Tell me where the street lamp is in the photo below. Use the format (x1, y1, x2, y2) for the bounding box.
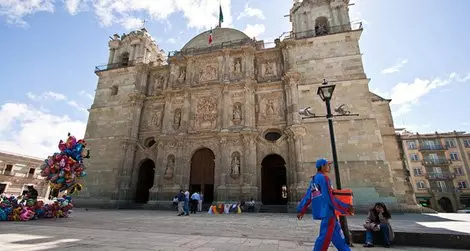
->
(299, 79, 358, 246)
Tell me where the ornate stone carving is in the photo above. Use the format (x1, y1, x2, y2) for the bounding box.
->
(264, 61, 276, 76)
(149, 110, 162, 128)
(199, 64, 218, 82)
(230, 152, 241, 178)
(173, 108, 182, 130)
(195, 97, 217, 129)
(177, 67, 186, 84)
(232, 102, 242, 125)
(265, 99, 276, 115)
(164, 155, 175, 179)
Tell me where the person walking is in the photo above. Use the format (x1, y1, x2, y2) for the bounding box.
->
(190, 192, 200, 214)
(176, 190, 185, 216)
(297, 158, 353, 251)
(198, 193, 204, 212)
(183, 190, 190, 216)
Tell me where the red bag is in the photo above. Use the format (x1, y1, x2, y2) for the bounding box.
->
(332, 189, 354, 216)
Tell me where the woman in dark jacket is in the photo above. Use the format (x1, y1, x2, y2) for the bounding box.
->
(363, 202, 394, 247)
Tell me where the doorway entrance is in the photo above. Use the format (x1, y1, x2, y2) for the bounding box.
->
(190, 148, 215, 203)
(261, 154, 287, 205)
(135, 159, 155, 204)
(438, 197, 454, 212)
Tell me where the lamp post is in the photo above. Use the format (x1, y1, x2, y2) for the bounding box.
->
(299, 79, 359, 246)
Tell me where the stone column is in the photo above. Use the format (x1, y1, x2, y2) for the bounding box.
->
(221, 85, 230, 130)
(244, 80, 256, 129)
(241, 134, 258, 199)
(108, 48, 116, 64)
(283, 72, 301, 126)
(286, 125, 307, 203)
(130, 45, 136, 61)
(216, 137, 228, 201)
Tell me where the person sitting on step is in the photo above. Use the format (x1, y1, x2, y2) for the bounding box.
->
(363, 202, 394, 248)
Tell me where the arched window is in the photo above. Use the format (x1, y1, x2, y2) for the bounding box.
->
(111, 85, 119, 96)
(315, 16, 329, 36)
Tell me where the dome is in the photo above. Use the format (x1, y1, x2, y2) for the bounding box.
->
(182, 28, 251, 51)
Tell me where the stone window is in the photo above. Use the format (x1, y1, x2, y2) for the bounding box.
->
(416, 180, 426, 189)
(463, 139, 470, 148)
(3, 164, 12, 175)
(458, 181, 468, 189)
(264, 130, 282, 142)
(450, 152, 459, 161)
(315, 16, 329, 36)
(111, 85, 119, 96)
(413, 168, 422, 176)
(407, 141, 417, 150)
(144, 137, 156, 148)
(454, 167, 464, 176)
(410, 153, 419, 161)
(445, 139, 456, 148)
(120, 52, 130, 66)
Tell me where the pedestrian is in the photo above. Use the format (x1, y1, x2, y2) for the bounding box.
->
(183, 190, 190, 216)
(190, 192, 200, 214)
(177, 190, 185, 216)
(198, 193, 204, 212)
(297, 158, 353, 251)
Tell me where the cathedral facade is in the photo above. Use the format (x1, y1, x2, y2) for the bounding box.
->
(78, 0, 420, 211)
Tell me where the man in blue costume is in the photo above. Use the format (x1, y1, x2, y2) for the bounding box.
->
(297, 158, 353, 251)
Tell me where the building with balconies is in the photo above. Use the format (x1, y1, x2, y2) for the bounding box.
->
(397, 130, 470, 212)
(0, 151, 49, 198)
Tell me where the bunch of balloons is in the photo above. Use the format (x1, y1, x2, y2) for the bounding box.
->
(0, 195, 74, 221)
(40, 133, 90, 194)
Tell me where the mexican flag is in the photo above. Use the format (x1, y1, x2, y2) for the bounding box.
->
(218, 4, 224, 27)
(208, 28, 213, 44)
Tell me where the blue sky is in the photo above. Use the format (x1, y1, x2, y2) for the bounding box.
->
(0, 0, 469, 158)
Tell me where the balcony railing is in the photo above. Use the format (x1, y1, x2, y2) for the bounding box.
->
(422, 158, 452, 166)
(95, 60, 136, 73)
(418, 145, 447, 151)
(286, 22, 362, 40)
(168, 38, 256, 58)
(425, 172, 456, 180)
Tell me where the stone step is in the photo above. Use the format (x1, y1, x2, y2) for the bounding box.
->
(259, 205, 288, 213)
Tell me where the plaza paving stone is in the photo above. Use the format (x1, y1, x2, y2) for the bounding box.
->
(0, 209, 469, 250)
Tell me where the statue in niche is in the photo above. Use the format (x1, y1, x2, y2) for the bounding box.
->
(159, 76, 166, 89)
(164, 155, 175, 179)
(232, 103, 242, 125)
(265, 62, 274, 76)
(233, 58, 241, 73)
(177, 67, 186, 84)
(265, 100, 275, 115)
(173, 108, 182, 130)
(231, 154, 240, 177)
(149, 111, 161, 128)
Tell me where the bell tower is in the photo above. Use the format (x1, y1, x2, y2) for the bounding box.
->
(290, 0, 352, 36)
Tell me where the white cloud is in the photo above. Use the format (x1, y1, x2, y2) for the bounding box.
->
(121, 16, 144, 30)
(79, 90, 94, 100)
(381, 59, 408, 74)
(167, 38, 177, 44)
(389, 72, 470, 117)
(243, 24, 265, 38)
(237, 4, 265, 20)
(1, 0, 233, 30)
(0, 103, 86, 158)
(27, 91, 88, 114)
(0, 0, 55, 27)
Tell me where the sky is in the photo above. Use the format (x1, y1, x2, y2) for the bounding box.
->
(0, 0, 469, 158)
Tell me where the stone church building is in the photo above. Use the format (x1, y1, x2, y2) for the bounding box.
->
(78, 0, 420, 211)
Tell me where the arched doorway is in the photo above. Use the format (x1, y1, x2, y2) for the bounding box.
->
(190, 148, 215, 203)
(438, 197, 453, 212)
(261, 154, 287, 205)
(135, 159, 155, 204)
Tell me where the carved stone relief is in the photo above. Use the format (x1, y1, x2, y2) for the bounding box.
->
(173, 108, 182, 130)
(232, 102, 242, 125)
(148, 110, 162, 128)
(265, 99, 276, 116)
(264, 61, 276, 76)
(199, 64, 218, 82)
(164, 155, 175, 179)
(195, 97, 217, 130)
(177, 67, 186, 85)
(230, 152, 241, 179)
